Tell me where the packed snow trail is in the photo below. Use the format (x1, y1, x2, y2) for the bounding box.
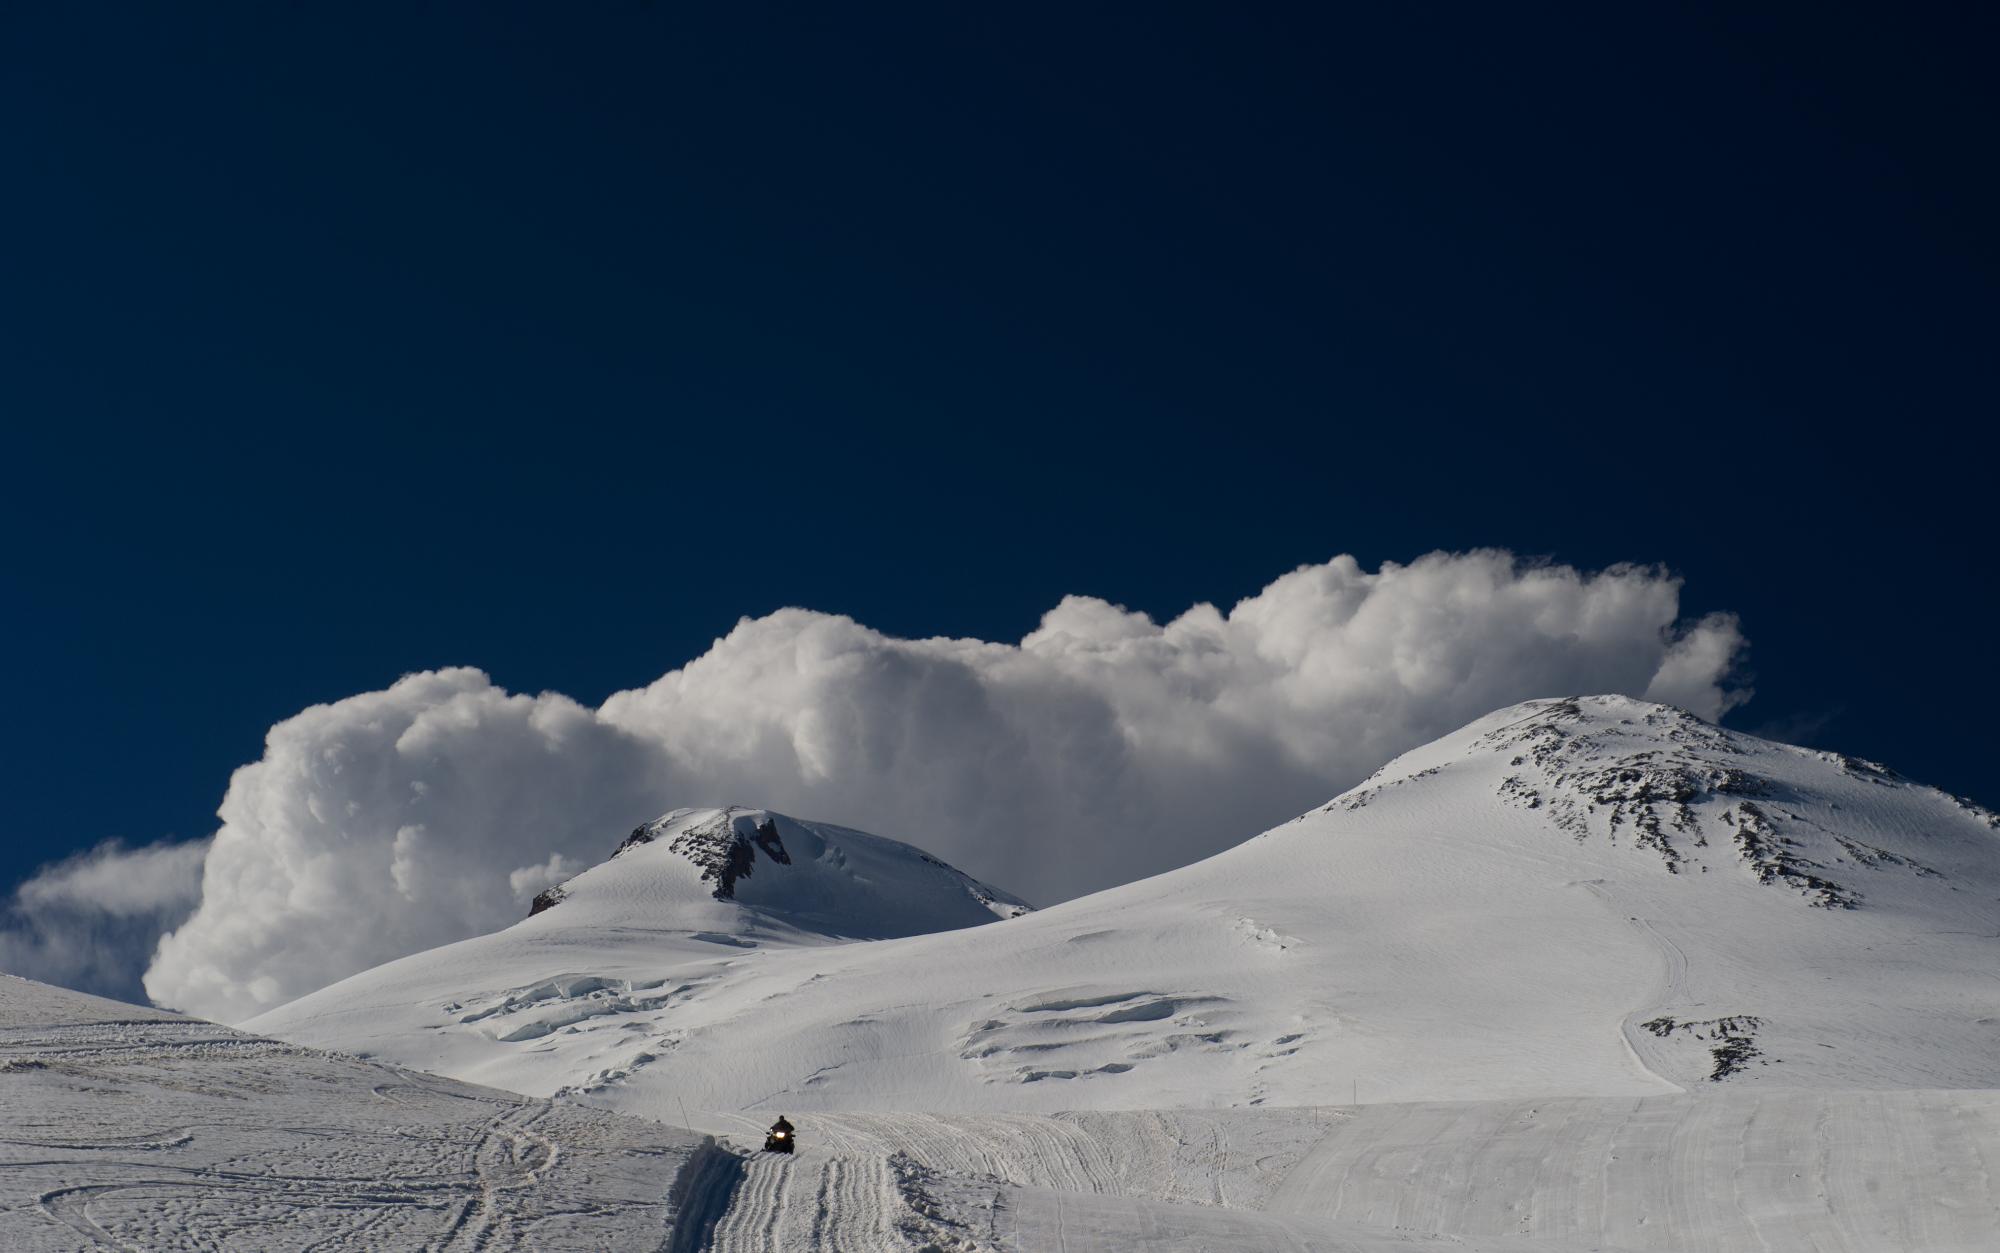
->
(704, 1147, 973, 1252)
(0, 974, 697, 1251)
(727, 1108, 1332, 1210)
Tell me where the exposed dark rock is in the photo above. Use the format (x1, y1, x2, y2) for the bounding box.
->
(615, 823, 661, 856)
(1725, 802, 1858, 908)
(1838, 754, 1902, 785)
(527, 885, 566, 917)
(601, 806, 1029, 918)
(1477, 699, 1916, 909)
(618, 809, 797, 901)
(1487, 701, 1766, 876)
(1639, 1013, 1767, 1080)
(1834, 835, 1940, 878)
(1950, 793, 2000, 830)
(749, 818, 791, 868)
(1704, 1022, 1766, 1080)
(1334, 766, 1442, 813)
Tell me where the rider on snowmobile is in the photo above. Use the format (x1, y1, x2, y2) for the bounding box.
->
(765, 1115, 796, 1153)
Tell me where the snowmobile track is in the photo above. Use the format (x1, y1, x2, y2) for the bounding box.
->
(706, 1151, 909, 1252)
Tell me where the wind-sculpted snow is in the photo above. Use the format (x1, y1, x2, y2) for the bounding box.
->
(0, 974, 697, 1251)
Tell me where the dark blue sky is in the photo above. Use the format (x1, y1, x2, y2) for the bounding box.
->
(4, 3, 1995, 895)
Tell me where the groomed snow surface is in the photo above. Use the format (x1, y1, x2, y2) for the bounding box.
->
(10, 697, 2000, 1248)
(671, 1096, 2000, 1251)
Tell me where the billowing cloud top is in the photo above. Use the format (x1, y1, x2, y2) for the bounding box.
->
(132, 551, 1744, 1023)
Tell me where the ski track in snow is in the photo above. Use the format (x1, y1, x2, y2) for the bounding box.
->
(707, 1151, 911, 1253)
(0, 975, 696, 1252)
(726, 1108, 1327, 1210)
(1575, 880, 1694, 1094)
(695, 1127, 1607, 1252)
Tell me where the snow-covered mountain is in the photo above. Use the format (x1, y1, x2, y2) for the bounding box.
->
(524, 806, 1029, 940)
(253, 696, 2000, 1121)
(247, 806, 1029, 1096)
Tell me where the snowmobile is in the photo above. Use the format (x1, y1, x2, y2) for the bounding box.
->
(763, 1117, 796, 1154)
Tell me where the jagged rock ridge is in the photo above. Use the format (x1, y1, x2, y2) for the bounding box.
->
(616, 807, 794, 902)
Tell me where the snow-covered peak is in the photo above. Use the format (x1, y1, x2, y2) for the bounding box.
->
(1347, 694, 1735, 788)
(527, 806, 1029, 942)
(1323, 694, 1996, 910)
(247, 805, 1029, 1095)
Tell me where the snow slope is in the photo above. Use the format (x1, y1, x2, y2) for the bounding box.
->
(747, 1096, 2000, 1252)
(247, 806, 1029, 1098)
(0, 972, 701, 1251)
(699, 1138, 1602, 1253)
(256, 697, 2000, 1117)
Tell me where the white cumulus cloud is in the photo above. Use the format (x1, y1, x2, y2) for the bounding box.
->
(508, 854, 584, 902)
(128, 551, 1744, 1023)
(143, 671, 669, 1020)
(0, 838, 209, 1004)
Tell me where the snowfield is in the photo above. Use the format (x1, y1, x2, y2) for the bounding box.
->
(0, 973, 702, 1250)
(739, 1096, 2000, 1252)
(697, 1137, 1593, 1252)
(17, 696, 2000, 1249)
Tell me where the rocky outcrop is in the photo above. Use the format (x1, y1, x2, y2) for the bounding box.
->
(618, 807, 793, 901)
(1474, 697, 1948, 908)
